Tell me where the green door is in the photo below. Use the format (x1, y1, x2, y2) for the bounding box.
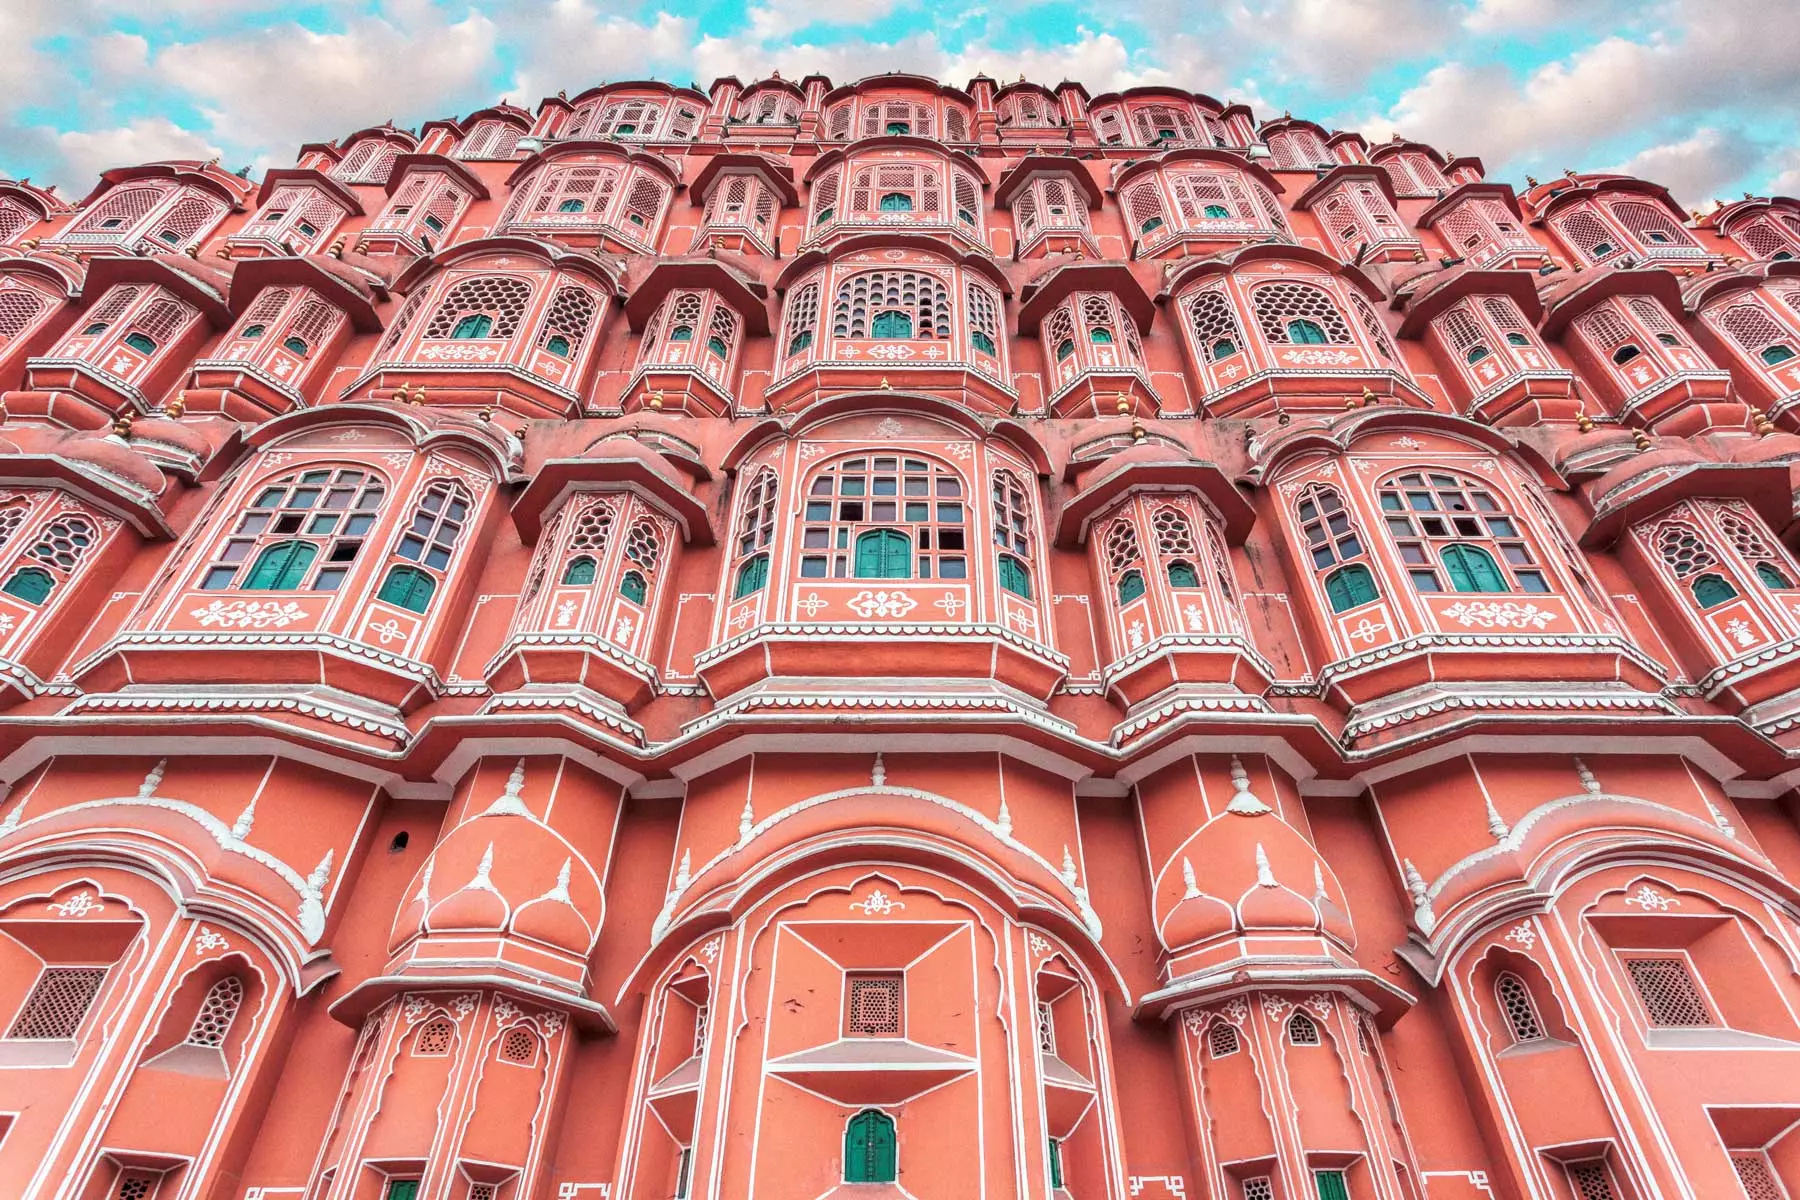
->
(844, 1110, 896, 1182)
(854, 530, 911, 579)
(1315, 1170, 1349, 1200)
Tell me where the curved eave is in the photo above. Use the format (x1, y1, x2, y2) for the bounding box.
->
(0, 182, 69, 220)
(1090, 87, 1223, 113)
(823, 75, 975, 107)
(721, 392, 1054, 477)
(1291, 164, 1400, 211)
(84, 162, 254, 211)
(249, 402, 518, 479)
(512, 454, 715, 545)
(1368, 140, 1448, 170)
(1581, 461, 1795, 549)
(1257, 116, 1331, 140)
(689, 153, 799, 208)
(255, 168, 365, 217)
(1708, 196, 1800, 231)
(389, 235, 624, 296)
(0, 254, 84, 298)
(1161, 243, 1385, 302)
(735, 79, 806, 102)
(801, 136, 989, 185)
(1247, 408, 1564, 489)
(329, 973, 615, 1034)
(503, 140, 684, 190)
(1540, 266, 1687, 337)
(0, 454, 172, 536)
(1395, 266, 1545, 337)
(1136, 966, 1415, 1027)
(81, 255, 234, 327)
(226, 256, 385, 332)
(460, 105, 534, 131)
(1017, 263, 1155, 335)
(774, 233, 1012, 294)
(564, 81, 711, 110)
(1111, 148, 1286, 198)
(383, 154, 491, 201)
(338, 126, 419, 152)
(1056, 457, 1255, 547)
(624, 259, 770, 334)
(1533, 177, 1686, 225)
(1415, 181, 1523, 229)
(992, 155, 1103, 210)
(1680, 259, 1800, 311)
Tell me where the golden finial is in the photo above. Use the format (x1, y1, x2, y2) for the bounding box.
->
(648, 390, 664, 410)
(112, 410, 134, 438)
(20, 237, 38, 250)
(1413, 249, 1427, 262)
(1631, 428, 1652, 451)
(1753, 408, 1776, 436)
(879, 376, 891, 390)
(328, 238, 345, 259)
(478, 405, 494, 423)
(183, 244, 199, 258)
(166, 391, 186, 418)
(1361, 386, 1377, 408)
(1114, 393, 1130, 416)
(1575, 409, 1594, 434)
(1525, 175, 1539, 188)
(1344, 394, 1360, 410)
(1129, 418, 1145, 443)
(214, 245, 231, 260)
(1745, 191, 1755, 201)
(409, 386, 426, 407)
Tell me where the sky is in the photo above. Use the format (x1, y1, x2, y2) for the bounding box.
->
(2, 0, 1796, 209)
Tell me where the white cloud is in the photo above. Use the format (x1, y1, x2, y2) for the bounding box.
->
(502, 4, 699, 101)
(1606, 127, 1763, 207)
(42, 116, 222, 187)
(745, 0, 905, 42)
(1228, 0, 1460, 92)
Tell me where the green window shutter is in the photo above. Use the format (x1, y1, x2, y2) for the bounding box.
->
(244, 541, 317, 590)
(971, 329, 996, 354)
(1167, 561, 1200, 588)
(562, 555, 597, 586)
(1288, 319, 1328, 344)
(451, 313, 493, 339)
(845, 1110, 897, 1183)
(871, 311, 913, 339)
(620, 570, 648, 603)
(124, 332, 158, 354)
(854, 530, 911, 580)
(1757, 562, 1792, 588)
(1324, 564, 1378, 613)
(1089, 327, 1114, 344)
(1763, 344, 1796, 365)
(734, 554, 769, 599)
(546, 334, 572, 358)
(377, 565, 436, 612)
(1047, 1138, 1064, 1190)
(386, 1182, 420, 1200)
(1, 567, 53, 604)
(1314, 1170, 1349, 1200)
(1118, 569, 1146, 604)
(998, 555, 1032, 599)
(1692, 573, 1739, 608)
(1441, 544, 1508, 593)
(1202, 204, 1229, 218)
(788, 330, 814, 354)
(879, 192, 913, 212)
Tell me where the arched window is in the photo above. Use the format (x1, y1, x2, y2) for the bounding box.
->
(1208, 1020, 1239, 1057)
(244, 542, 317, 589)
(538, 285, 601, 362)
(563, 555, 597, 585)
(620, 570, 647, 602)
(423, 277, 534, 342)
(1122, 182, 1168, 239)
(414, 1017, 455, 1056)
(991, 468, 1033, 595)
(1, 567, 53, 604)
(732, 468, 779, 598)
(799, 455, 965, 581)
(1652, 521, 1739, 610)
(185, 977, 245, 1048)
(998, 555, 1032, 598)
(966, 281, 1001, 357)
(1494, 972, 1545, 1044)
(377, 564, 436, 612)
(0, 287, 49, 346)
(844, 1109, 897, 1183)
(1297, 485, 1379, 613)
(1609, 200, 1695, 249)
(832, 271, 950, 340)
(333, 139, 401, 184)
(1287, 1011, 1321, 1045)
(1105, 519, 1145, 605)
(203, 470, 385, 594)
(396, 481, 470, 572)
(1185, 288, 1245, 363)
(783, 281, 820, 359)
(1692, 573, 1738, 608)
(1379, 472, 1549, 594)
(1252, 283, 1354, 346)
(623, 518, 661, 585)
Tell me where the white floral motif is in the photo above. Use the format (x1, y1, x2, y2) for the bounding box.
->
(1346, 616, 1386, 644)
(798, 443, 827, 460)
(794, 593, 829, 618)
(942, 442, 974, 460)
(1305, 993, 1334, 1018)
(403, 995, 431, 1021)
(452, 993, 479, 1017)
(190, 600, 309, 629)
(1128, 619, 1146, 648)
(1260, 994, 1292, 1020)
(1624, 885, 1680, 911)
(727, 605, 758, 631)
(494, 998, 521, 1024)
(1504, 922, 1537, 950)
(934, 592, 967, 618)
(1221, 997, 1249, 1025)
(1391, 436, 1422, 449)
(1726, 617, 1757, 647)
(873, 418, 905, 437)
(0, 614, 16, 637)
(613, 615, 636, 644)
(50, 891, 104, 917)
(1183, 604, 1205, 631)
(1005, 608, 1038, 636)
(194, 927, 229, 954)
(1027, 932, 1050, 955)
(847, 590, 917, 618)
(1440, 601, 1559, 630)
(1181, 1009, 1206, 1035)
(539, 1011, 567, 1036)
(331, 430, 369, 442)
(701, 937, 721, 961)
(554, 600, 578, 628)
(1279, 348, 1359, 366)
(366, 618, 406, 645)
(849, 888, 906, 915)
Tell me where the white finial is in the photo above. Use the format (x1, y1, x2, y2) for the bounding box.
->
(298, 849, 334, 943)
(547, 858, 573, 903)
(1182, 856, 1200, 899)
(1574, 758, 1601, 795)
(470, 844, 496, 891)
(138, 758, 167, 800)
(996, 794, 1013, 838)
(231, 795, 257, 841)
(675, 848, 691, 891)
(1703, 795, 1737, 838)
(306, 849, 334, 892)
(738, 795, 755, 845)
(871, 753, 886, 787)
(1402, 858, 1435, 934)
(487, 759, 530, 816)
(1227, 755, 1273, 816)
(413, 857, 434, 906)
(1312, 861, 1328, 903)
(1484, 793, 1509, 840)
(0, 795, 23, 834)
(1061, 846, 1078, 886)
(1254, 843, 1277, 887)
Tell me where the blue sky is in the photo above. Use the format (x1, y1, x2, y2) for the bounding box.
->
(2, 0, 1795, 208)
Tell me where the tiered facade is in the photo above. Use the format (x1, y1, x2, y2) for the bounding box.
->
(1, 72, 1800, 1200)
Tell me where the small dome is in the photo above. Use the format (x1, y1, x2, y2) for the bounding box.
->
(1165, 801, 1355, 949)
(59, 432, 168, 495)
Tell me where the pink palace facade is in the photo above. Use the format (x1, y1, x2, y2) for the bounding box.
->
(1, 70, 1800, 1200)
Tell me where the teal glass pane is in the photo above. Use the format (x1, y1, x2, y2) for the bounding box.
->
(845, 1110, 897, 1183)
(855, 529, 911, 579)
(734, 554, 769, 599)
(1056, 340, 1075, 361)
(0, 568, 53, 604)
(1763, 344, 1796, 365)
(621, 570, 648, 603)
(971, 330, 995, 354)
(1441, 544, 1508, 593)
(871, 311, 913, 339)
(283, 335, 309, 355)
(124, 332, 157, 354)
(558, 198, 586, 212)
(1167, 561, 1200, 588)
(451, 313, 493, 339)
(1140, 216, 1165, 234)
(879, 192, 913, 212)
(670, 325, 694, 341)
(562, 556, 597, 586)
(1048, 1139, 1064, 1190)
(1693, 573, 1738, 608)
(1288, 319, 1327, 345)
(1202, 204, 1229, 218)
(1757, 562, 1792, 588)
(377, 565, 435, 612)
(386, 1181, 420, 1200)
(1211, 338, 1237, 360)
(1315, 1170, 1349, 1200)
(788, 330, 814, 354)
(546, 335, 572, 358)
(1324, 564, 1378, 613)
(1090, 327, 1114, 344)
(1118, 569, 1146, 603)
(245, 541, 316, 590)
(1466, 345, 1490, 363)
(998, 555, 1031, 599)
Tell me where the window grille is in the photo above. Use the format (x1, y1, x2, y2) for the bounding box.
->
(1718, 508, 1780, 562)
(0, 288, 47, 344)
(504, 164, 621, 226)
(1045, 305, 1076, 368)
(1287, 1012, 1320, 1045)
(203, 468, 385, 592)
(415, 1016, 455, 1055)
(568, 500, 616, 558)
(810, 172, 841, 230)
(1733, 219, 1792, 259)
(800, 454, 966, 581)
(379, 292, 428, 354)
(1185, 288, 1246, 362)
(1713, 301, 1793, 358)
(1132, 104, 1199, 146)
(82, 285, 143, 334)
(1494, 972, 1545, 1043)
(333, 140, 400, 184)
(499, 1025, 537, 1064)
(287, 299, 343, 356)
(1207, 526, 1238, 602)
(8, 966, 107, 1038)
(1555, 210, 1624, 263)
(1297, 485, 1364, 573)
(459, 120, 521, 160)
(1122, 182, 1169, 238)
(782, 281, 820, 360)
(393, 479, 472, 579)
(825, 102, 853, 141)
(1152, 506, 1198, 560)
(240, 287, 294, 331)
(1732, 1152, 1784, 1200)
(1610, 200, 1694, 248)
(1438, 305, 1488, 359)
(185, 976, 244, 1047)
(966, 281, 1001, 358)
(148, 194, 225, 249)
(115, 1171, 160, 1200)
(1252, 282, 1354, 344)
(1628, 297, 1684, 342)
(121, 296, 196, 353)
(735, 468, 778, 563)
(991, 468, 1032, 559)
(623, 518, 661, 576)
(1654, 522, 1716, 579)
(1567, 1160, 1617, 1200)
(620, 175, 669, 239)
(0, 198, 35, 244)
(469, 1185, 497, 1200)
(1093, 109, 1126, 145)
(0, 503, 26, 551)
(1378, 471, 1547, 594)
(1105, 519, 1144, 579)
(538, 285, 600, 359)
(1036, 1000, 1056, 1052)
(831, 270, 951, 340)
(425, 276, 533, 341)
(845, 973, 903, 1036)
(1208, 1020, 1239, 1057)
(69, 186, 161, 240)
(1623, 956, 1712, 1026)
(1577, 307, 1639, 359)
(1351, 291, 1398, 360)
(1242, 1179, 1274, 1200)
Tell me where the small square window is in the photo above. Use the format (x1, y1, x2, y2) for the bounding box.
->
(845, 973, 903, 1037)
